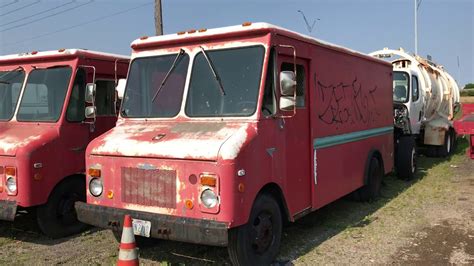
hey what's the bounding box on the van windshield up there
[185,46,264,117]
[17,67,72,122]
[121,53,190,118]
[393,71,410,103]
[0,69,25,121]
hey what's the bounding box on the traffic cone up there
[117,215,139,266]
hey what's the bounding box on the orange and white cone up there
[117,215,139,266]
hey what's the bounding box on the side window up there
[66,68,86,122]
[281,63,306,107]
[412,76,419,101]
[95,80,116,116]
[262,48,276,116]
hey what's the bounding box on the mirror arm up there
[78,65,96,83]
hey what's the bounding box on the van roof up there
[0,49,129,64]
[131,22,387,65]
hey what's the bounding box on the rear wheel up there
[37,177,87,238]
[438,129,453,157]
[228,194,282,266]
[357,157,383,201]
[396,136,417,180]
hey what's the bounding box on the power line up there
[0,0,19,9]
[0,0,76,28]
[0,0,40,17]
[3,2,154,47]
[1,0,94,33]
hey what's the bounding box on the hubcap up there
[250,213,273,254]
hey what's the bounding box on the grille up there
[121,167,176,208]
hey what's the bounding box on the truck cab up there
[0,49,129,238]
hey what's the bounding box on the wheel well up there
[257,183,291,223]
[48,174,85,200]
[364,149,384,185]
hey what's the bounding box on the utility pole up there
[154,0,163,36]
[414,0,422,55]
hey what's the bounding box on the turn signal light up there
[88,168,101,177]
[242,22,252,27]
[5,167,15,176]
[200,173,217,187]
[185,199,194,209]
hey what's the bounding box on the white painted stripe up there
[118,248,138,260]
[120,228,136,243]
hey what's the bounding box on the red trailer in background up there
[0,49,129,238]
[454,103,474,159]
[75,23,408,264]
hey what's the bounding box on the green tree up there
[463,83,474,90]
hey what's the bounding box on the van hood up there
[0,123,58,157]
[89,121,252,161]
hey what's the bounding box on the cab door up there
[277,53,312,216]
[409,74,423,134]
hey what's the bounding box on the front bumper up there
[75,202,228,246]
[0,200,17,221]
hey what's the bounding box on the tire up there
[356,157,383,202]
[228,194,282,266]
[37,177,87,238]
[438,129,453,157]
[396,136,417,180]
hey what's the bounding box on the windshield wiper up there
[151,49,185,103]
[0,66,24,84]
[199,46,226,96]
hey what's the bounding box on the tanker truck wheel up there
[396,136,417,180]
[438,129,454,157]
[228,194,282,266]
[37,176,87,238]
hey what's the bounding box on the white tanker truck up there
[370,48,461,179]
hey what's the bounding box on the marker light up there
[88,168,101,178]
[200,173,217,187]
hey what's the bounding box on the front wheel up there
[36,177,87,238]
[396,136,417,180]
[228,194,282,266]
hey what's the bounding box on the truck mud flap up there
[0,200,17,221]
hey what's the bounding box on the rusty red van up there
[76,23,398,264]
[0,49,128,238]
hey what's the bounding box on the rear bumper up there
[0,200,17,221]
[75,202,228,246]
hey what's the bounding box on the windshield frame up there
[16,66,73,123]
[120,44,267,121]
[393,70,410,104]
[183,44,266,119]
[120,51,191,119]
[0,68,26,122]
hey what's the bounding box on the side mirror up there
[279,71,296,111]
[280,71,296,96]
[85,83,96,103]
[115,79,126,99]
[85,106,96,119]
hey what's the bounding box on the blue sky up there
[0,0,472,86]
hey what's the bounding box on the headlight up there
[6,177,16,193]
[89,178,103,197]
[200,189,218,208]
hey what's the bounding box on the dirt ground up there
[0,139,472,265]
